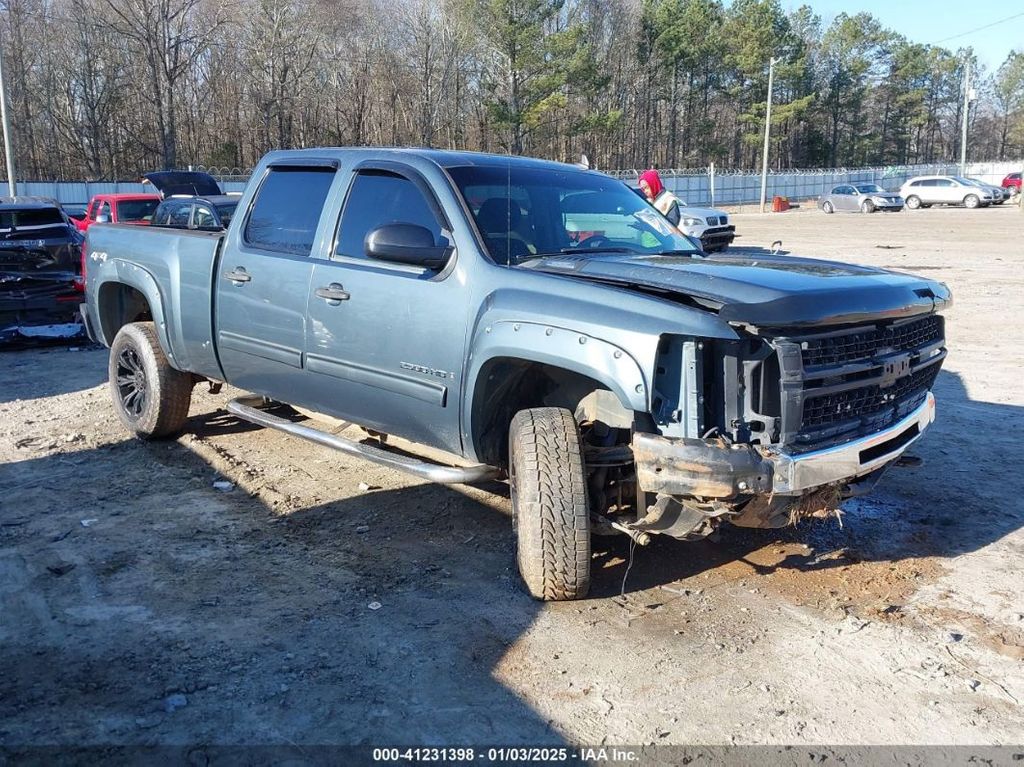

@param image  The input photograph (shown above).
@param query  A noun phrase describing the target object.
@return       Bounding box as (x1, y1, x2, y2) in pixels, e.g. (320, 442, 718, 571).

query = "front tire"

(905, 195, 921, 210)
(509, 408, 591, 601)
(963, 194, 980, 209)
(822, 201, 834, 214)
(861, 200, 875, 214)
(109, 322, 193, 439)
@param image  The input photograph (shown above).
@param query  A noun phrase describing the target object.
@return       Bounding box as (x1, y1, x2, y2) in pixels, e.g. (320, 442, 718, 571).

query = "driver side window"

(335, 171, 442, 260)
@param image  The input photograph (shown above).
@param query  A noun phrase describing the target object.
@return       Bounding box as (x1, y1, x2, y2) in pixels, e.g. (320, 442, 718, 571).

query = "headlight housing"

(681, 216, 702, 227)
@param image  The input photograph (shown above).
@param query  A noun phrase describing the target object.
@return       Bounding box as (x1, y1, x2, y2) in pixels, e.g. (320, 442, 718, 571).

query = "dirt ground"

(1, 204, 1022, 749)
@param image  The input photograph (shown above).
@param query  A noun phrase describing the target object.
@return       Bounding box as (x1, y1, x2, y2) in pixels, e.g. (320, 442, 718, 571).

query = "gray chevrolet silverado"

(82, 148, 950, 600)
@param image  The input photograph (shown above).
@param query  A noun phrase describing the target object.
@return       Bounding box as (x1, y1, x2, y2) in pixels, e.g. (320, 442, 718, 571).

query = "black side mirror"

(365, 223, 451, 269)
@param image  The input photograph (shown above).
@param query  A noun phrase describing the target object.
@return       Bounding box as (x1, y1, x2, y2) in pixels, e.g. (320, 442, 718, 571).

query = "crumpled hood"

(523, 252, 951, 327)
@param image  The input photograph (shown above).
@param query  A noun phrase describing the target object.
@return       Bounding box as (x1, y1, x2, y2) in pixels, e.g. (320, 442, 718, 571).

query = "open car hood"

(141, 171, 221, 198)
(522, 252, 951, 328)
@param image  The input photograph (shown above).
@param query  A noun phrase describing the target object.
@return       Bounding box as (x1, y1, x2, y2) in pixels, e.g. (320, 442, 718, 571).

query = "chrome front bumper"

(633, 392, 935, 498)
(768, 392, 934, 493)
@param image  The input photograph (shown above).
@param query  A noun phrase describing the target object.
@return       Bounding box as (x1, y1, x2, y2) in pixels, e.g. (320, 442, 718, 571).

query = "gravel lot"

(1, 204, 1022, 748)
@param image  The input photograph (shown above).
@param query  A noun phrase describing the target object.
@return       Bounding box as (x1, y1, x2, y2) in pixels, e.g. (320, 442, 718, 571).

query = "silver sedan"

(819, 183, 904, 214)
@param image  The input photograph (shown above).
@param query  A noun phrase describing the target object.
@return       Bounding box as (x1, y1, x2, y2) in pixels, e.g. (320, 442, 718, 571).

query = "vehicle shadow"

(591, 369, 1024, 597)
(0, 438, 563, 748)
(0, 347, 107, 404)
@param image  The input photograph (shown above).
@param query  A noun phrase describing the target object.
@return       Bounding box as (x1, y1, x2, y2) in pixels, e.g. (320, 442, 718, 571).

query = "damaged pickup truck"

(82, 149, 949, 600)
(1, 197, 85, 342)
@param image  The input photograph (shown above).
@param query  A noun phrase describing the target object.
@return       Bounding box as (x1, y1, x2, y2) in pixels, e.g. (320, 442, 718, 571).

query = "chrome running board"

(226, 396, 500, 485)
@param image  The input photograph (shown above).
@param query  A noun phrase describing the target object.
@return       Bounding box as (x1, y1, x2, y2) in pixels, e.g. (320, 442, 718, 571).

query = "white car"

(899, 175, 993, 209)
(673, 202, 735, 253)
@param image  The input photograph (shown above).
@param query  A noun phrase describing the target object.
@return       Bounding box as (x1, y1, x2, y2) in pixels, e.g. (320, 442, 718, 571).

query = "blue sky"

(785, 1, 1024, 73)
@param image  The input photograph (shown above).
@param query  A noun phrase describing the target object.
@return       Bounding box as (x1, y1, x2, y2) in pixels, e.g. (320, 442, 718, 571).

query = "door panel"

(301, 167, 467, 453)
(215, 251, 312, 389)
(214, 165, 336, 399)
(304, 259, 467, 452)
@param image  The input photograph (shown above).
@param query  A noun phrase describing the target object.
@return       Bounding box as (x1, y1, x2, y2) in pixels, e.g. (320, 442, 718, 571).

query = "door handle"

(314, 283, 351, 303)
(224, 268, 251, 283)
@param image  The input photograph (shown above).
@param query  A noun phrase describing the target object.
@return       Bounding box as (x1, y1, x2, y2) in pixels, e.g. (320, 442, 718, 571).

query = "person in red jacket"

(638, 169, 682, 227)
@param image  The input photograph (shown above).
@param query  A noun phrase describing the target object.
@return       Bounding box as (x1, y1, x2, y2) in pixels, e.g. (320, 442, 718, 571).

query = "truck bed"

(85, 223, 226, 380)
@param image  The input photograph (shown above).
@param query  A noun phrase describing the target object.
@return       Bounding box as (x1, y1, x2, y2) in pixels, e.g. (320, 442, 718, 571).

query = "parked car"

(1, 197, 85, 338)
(1001, 172, 1021, 194)
(899, 176, 993, 209)
(151, 195, 239, 231)
(819, 183, 904, 214)
(624, 183, 734, 252)
(76, 193, 161, 232)
(83, 148, 949, 601)
(963, 177, 1006, 205)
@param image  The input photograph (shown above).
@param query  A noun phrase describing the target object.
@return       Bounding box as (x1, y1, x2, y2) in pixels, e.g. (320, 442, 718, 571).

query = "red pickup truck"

(75, 193, 160, 232)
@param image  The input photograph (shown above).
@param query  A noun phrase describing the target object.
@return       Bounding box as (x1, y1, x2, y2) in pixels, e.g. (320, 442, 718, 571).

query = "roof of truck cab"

(268, 147, 586, 173)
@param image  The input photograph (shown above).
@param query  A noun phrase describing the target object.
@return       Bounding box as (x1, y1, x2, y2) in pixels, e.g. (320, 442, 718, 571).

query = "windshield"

(447, 165, 699, 265)
(215, 202, 238, 226)
(855, 184, 884, 194)
(117, 199, 159, 222)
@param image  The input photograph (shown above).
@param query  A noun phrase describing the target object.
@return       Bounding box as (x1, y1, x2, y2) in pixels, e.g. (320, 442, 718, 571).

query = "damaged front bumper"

(633, 392, 935, 498)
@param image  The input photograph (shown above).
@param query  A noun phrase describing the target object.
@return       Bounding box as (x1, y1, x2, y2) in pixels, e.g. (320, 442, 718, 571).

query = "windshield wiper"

(512, 247, 635, 264)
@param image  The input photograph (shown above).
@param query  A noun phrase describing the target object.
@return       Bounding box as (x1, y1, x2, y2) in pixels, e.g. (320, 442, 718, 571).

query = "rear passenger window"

(244, 167, 336, 255)
(170, 203, 191, 227)
(335, 171, 442, 260)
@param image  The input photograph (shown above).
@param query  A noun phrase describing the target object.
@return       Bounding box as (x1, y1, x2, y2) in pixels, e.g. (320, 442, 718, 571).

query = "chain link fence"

(608, 161, 1022, 207)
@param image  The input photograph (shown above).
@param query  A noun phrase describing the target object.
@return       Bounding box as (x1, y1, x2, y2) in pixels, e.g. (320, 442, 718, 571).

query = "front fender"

(464, 318, 650, 421)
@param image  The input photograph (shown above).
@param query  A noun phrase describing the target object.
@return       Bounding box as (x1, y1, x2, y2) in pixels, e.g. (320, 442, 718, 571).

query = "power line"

(929, 10, 1024, 46)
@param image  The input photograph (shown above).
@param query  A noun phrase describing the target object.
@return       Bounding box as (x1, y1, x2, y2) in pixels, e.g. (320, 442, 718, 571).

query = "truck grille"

(761, 314, 945, 450)
(802, 363, 940, 429)
(801, 315, 943, 368)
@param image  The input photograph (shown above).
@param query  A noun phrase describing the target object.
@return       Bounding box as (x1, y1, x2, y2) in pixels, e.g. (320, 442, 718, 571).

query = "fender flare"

(92, 259, 180, 369)
(462, 319, 650, 451)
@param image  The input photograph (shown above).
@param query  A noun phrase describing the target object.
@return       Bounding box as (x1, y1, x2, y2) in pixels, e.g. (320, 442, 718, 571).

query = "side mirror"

(365, 223, 451, 269)
(95, 213, 111, 224)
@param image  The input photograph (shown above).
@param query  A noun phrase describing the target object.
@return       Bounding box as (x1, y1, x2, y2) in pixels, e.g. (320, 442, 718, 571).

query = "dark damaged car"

(82, 148, 950, 601)
(0, 197, 85, 342)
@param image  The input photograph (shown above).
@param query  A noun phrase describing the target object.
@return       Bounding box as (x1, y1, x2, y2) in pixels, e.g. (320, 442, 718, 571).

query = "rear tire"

(509, 407, 590, 601)
(109, 322, 193, 439)
(905, 195, 921, 210)
(963, 194, 979, 209)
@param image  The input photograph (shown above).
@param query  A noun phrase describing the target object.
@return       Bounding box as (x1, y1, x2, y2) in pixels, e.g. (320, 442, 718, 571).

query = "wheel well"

(470, 358, 634, 468)
(97, 282, 153, 345)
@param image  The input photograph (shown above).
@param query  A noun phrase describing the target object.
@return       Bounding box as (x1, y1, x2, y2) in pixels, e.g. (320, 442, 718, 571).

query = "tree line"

(1, 0, 1022, 181)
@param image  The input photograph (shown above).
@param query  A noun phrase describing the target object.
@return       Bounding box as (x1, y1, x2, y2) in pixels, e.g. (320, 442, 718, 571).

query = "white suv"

(899, 176, 993, 209)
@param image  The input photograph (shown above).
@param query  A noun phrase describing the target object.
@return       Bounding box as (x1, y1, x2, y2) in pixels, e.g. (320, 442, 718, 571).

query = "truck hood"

(522, 252, 951, 327)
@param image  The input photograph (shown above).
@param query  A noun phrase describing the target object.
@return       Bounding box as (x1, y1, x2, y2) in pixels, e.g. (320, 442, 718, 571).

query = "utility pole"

(759, 57, 778, 214)
(960, 51, 972, 177)
(0, 39, 15, 197)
